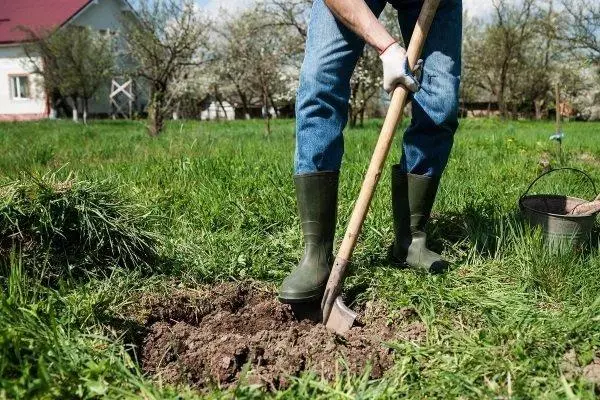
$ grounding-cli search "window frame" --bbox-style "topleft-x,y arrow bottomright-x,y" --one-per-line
9,74 -> 31,100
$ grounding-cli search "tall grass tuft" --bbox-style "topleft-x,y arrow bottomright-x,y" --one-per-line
0,253 -> 161,399
0,173 -> 159,281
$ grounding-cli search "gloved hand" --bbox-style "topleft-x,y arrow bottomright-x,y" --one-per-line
379,42 -> 423,94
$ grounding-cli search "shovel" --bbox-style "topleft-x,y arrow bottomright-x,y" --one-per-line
320,0 -> 441,334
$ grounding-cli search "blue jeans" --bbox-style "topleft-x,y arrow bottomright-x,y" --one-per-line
294,0 -> 462,176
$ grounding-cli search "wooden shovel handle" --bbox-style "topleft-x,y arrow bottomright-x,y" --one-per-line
322,0 -> 441,318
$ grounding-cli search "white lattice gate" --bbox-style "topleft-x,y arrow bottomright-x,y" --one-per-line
110,78 -> 134,119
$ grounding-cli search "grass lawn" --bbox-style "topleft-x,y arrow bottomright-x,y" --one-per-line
1,118 -> 600,398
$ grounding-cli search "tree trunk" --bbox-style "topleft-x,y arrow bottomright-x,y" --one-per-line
498,84 -> 507,118
82,98 -> 88,125
173,101 -> 180,120
72,98 -> 79,123
260,77 -> 271,136
534,99 -> 543,120
263,90 -> 271,136
268,92 -> 279,118
348,96 -> 356,128
348,80 -> 362,128
217,98 -> 228,120
57,97 -> 70,118
148,87 -> 166,137
498,60 -> 510,118
212,85 -> 228,120
48,93 -> 59,120
555,83 -> 562,133
236,87 -> 250,119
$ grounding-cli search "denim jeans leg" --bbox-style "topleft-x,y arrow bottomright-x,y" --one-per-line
396,0 -> 462,177
294,0 -> 387,174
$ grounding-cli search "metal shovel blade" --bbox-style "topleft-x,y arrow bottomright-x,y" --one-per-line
324,296 -> 357,334
321,257 -> 358,334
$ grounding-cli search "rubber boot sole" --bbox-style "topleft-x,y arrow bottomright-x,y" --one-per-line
277,283 -> 326,304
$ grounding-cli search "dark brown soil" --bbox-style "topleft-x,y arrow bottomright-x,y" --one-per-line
139,283 -> 425,390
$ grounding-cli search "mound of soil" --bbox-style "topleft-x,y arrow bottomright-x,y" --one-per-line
140,283 -> 425,390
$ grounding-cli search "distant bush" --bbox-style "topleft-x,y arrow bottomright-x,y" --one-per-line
0,175 -> 159,280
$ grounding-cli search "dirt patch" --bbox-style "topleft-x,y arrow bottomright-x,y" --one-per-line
578,152 -> 600,166
561,349 -> 600,385
139,283 -> 425,390
560,349 -> 581,380
583,358 -> 600,384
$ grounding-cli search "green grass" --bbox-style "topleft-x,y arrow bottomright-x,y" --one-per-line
1,118 -> 600,398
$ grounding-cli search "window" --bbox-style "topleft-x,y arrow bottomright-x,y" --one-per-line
10,75 -> 30,99
99,28 -> 118,37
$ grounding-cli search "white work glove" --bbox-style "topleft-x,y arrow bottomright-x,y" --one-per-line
379,42 -> 423,94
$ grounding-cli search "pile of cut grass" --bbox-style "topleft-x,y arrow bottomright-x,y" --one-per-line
0,173 -> 159,281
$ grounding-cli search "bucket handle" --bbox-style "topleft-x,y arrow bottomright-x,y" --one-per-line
520,167 -> 598,204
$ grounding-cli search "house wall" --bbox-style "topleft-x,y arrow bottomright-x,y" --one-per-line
200,101 -> 236,121
0,0 -> 139,120
72,0 -> 126,31
70,0 -> 133,115
0,45 -> 47,121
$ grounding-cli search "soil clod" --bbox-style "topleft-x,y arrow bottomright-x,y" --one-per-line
140,283 -> 424,390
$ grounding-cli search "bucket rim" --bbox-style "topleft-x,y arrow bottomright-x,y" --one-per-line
519,194 -> 599,219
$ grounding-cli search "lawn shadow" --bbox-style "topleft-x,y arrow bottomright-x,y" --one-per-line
590,225 -> 600,249
337,201 -> 520,304
343,279 -> 373,308
429,201 -> 517,258
94,309 -> 149,366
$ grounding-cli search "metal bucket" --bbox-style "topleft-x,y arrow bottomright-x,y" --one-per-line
519,168 -> 599,250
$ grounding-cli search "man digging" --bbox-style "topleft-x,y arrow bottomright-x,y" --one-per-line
279,0 -> 462,303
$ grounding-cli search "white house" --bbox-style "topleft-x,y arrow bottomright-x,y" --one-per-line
197,95 -> 236,121
0,0 -> 135,121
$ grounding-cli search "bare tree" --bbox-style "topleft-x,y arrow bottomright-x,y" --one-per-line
264,0 -> 312,39
21,26 -> 115,124
491,0 -> 537,117
209,20 -> 257,120
207,1 -> 406,125
348,4 -> 400,126
349,47 -> 381,127
562,0 -> 600,63
212,7 -> 292,133
460,12 -> 485,115
122,0 -> 210,136
169,65 -> 211,120
513,1 -> 564,119
556,0 -> 600,119
462,0 -> 538,118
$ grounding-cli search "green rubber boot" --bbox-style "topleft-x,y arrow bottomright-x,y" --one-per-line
390,165 -> 449,273
278,171 -> 339,303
